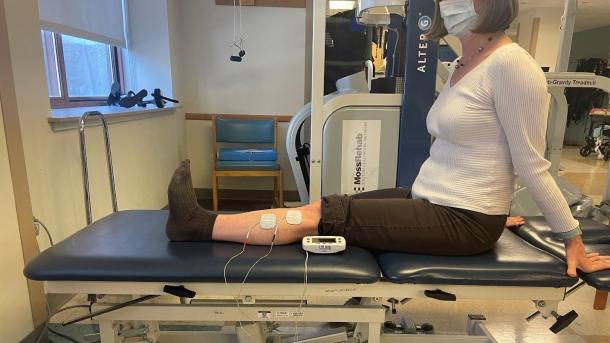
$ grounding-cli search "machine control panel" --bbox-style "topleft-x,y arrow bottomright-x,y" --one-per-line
302,236 -> 346,254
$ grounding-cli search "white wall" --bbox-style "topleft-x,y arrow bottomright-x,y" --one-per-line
168,1 -> 306,192
0,103 -> 35,343
125,0 -> 174,100
535,8 -> 564,71
6,0 -> 187,247
23,112 -> 187,247
516,9 -> 535,53
517,8 -> 564,71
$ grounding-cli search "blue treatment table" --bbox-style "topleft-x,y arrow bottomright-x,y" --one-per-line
25,210 -> 585,343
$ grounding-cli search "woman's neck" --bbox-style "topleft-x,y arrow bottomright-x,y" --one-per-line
460,32 -> 511,59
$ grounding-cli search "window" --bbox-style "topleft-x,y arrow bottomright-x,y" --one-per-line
41,31 -> 124,108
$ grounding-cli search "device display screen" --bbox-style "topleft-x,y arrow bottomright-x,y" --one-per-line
312,238 -> 337,243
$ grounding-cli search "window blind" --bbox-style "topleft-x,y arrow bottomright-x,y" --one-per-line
38,0 -> 126,47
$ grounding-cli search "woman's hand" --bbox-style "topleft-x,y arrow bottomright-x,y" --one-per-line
506,216 -> 525,228
565,236 -> 610,277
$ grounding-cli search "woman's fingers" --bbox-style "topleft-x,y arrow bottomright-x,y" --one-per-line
591,260 -> 610,267
588,255 -> 610,261
506,217 -> 526,227
587,255 -> 610,264
579,259 -> 610,273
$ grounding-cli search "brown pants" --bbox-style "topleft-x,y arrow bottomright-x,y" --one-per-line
318,189 -> 507,256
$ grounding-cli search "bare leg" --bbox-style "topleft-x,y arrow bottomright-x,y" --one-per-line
166,160 -> 320,244
212,201 -> 321,245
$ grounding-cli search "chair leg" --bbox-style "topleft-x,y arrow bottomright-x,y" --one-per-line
278,169 -> 284,208
274,173 -> 278,207
594,290 -> 608,310
212,171 -> 219,211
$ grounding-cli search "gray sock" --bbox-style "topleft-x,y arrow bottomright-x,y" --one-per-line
165,160 -> 218,241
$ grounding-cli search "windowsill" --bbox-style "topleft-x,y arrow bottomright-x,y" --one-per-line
48,104 -> 182,131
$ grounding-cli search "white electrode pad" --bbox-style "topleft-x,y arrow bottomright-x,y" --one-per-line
286,210 -> 303,225
260,214 -> 277,229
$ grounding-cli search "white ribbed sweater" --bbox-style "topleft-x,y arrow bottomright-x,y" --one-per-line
412,43 -> 578,234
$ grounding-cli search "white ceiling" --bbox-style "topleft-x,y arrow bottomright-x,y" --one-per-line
518,0 -> 610,32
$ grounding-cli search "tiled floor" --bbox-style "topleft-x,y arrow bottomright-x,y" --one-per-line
559,146 -> 609,205
47,146 -> 610,343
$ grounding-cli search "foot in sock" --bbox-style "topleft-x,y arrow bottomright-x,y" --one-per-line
165,160 -> 218,241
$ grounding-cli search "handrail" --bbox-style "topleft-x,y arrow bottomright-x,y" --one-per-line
79,111 -> 118,225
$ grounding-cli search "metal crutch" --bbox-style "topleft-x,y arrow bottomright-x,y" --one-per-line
79,111 -> 118,225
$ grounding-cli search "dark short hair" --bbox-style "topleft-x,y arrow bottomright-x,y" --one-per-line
427,0 -> 519,41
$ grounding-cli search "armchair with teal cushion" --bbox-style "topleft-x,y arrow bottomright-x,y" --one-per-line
212,117 -> 283,210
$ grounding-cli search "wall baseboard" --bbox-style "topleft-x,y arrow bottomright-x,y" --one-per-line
19,322 -> 47,343
195,188 -> 300,202
565,139 -> 585,146
186,113 -> 293,122
215,0 -> 306,8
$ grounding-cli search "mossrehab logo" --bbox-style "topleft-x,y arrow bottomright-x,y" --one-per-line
353,133 -> 363,192
547,79 -> 597,87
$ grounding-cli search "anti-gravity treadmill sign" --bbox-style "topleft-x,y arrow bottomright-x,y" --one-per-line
341,120 -> 381,195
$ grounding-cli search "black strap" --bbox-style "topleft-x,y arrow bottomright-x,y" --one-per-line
295,124 -> 310,193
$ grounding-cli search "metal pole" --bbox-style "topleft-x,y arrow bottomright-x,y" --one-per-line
605,156 -> 610,203
101,115 -> 119,213
555,0 -> 578,73
366,26 -> 373,62
546,85 -> 570,175
79,113 -> 93,225
308,0 -> 326,203
545,0 -> 577,174
79,111 -> 118,225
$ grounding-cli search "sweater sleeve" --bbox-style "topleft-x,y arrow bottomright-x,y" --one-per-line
492,50 -> 579,233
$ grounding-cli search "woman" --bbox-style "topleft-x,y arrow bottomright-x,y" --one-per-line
166,0 -> 610,277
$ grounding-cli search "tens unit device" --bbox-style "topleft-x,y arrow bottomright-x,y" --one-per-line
303,236 -> 346,254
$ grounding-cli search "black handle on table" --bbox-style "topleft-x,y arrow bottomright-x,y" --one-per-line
550,310 -> 578,334
164,285 -> 196,298
424,289 -> 456,301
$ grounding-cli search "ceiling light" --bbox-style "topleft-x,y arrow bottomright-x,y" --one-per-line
329,1 -> 356,10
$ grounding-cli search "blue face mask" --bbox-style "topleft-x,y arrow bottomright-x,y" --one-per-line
439,0 -> 480,39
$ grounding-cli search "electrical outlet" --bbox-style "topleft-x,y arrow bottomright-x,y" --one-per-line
34,222 -> 40,236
